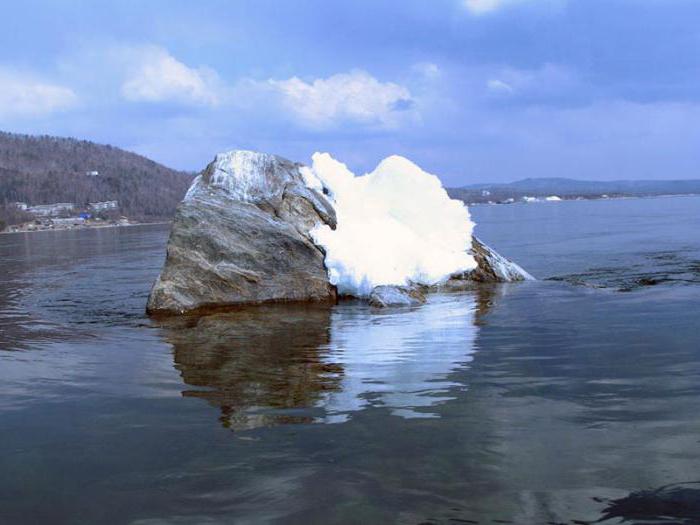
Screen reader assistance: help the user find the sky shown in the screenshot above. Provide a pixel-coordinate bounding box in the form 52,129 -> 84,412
0,0 -> 699,185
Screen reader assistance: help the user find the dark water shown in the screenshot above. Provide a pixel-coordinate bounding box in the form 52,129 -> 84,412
1,196 -> 699,524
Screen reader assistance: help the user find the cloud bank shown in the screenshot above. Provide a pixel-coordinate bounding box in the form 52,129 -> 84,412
120,46 -> 221,106
0,68 -> 77,118
264,70 -> 413,129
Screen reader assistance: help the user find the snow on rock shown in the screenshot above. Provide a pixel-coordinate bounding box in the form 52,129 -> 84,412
186,150 -> 290,203
308,153 -> 477,297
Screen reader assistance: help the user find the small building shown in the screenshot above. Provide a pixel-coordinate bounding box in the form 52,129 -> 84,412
26,203 -> 76,217
51,217 -> 86,226
88,201 -> 118,212
86,170 -> 100,176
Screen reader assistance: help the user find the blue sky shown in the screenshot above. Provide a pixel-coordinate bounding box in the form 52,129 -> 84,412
1,0 -> 699,185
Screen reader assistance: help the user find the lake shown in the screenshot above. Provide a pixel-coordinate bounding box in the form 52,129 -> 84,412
1,196 -> 699,524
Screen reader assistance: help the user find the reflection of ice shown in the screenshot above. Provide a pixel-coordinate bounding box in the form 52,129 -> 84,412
322,294 -> 478,420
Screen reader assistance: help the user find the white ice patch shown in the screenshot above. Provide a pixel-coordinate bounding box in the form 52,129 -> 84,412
308,153 -> 476,297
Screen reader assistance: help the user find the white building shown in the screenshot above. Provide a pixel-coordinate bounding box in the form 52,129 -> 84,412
86,170 -> 100,176
88,200 -> 119,212
26,203 -> 76,217
51,217 -> 86,226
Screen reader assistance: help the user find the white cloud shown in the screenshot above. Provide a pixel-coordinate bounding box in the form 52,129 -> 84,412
0,68 -> 77,118
264,70 -> 413,129
121,46 -> 220,106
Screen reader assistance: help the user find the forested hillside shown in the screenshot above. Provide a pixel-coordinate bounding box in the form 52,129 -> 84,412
0,131 -> 195,226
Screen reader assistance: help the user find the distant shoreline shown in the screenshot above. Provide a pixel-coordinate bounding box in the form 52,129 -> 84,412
0,221 -> 171,235
463,192 -> 700,207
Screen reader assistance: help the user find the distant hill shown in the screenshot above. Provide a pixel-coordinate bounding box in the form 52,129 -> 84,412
448,177 -> 700,204
0,131 -> 195,226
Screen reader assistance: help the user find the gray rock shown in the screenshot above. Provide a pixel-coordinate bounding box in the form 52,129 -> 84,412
147,151 -> 337,315
368,284 -> 427,308
439,237 -> 534,292
470,236 -> 533,281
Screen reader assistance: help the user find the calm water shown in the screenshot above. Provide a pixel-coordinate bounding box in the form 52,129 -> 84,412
1,196 -> 699,524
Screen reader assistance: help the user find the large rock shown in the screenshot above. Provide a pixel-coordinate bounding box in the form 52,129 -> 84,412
147,151 -> 337,314
147,150 -> 532,315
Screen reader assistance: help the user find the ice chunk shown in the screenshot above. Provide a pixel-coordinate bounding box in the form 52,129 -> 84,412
309,153 -> 476,297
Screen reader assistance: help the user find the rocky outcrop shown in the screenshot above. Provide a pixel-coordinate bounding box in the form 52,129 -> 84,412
146,151 -> 337,315
469,236 -> 533,282
147,150 -> 532,315
439,237 -> 534,292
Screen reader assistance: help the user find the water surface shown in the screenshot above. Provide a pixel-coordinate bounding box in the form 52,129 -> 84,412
1,196 -> 699,524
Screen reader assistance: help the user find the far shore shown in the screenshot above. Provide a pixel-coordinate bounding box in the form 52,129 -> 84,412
464,192 -> 700,207
1,220 -> 171,235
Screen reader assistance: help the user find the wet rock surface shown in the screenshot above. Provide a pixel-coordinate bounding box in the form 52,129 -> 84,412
368,284 -> 427,307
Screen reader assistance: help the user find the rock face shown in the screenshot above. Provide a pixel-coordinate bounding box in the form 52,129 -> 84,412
146,151 -> 337,315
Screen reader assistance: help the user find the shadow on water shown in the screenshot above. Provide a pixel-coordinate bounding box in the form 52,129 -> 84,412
156,287 -> 499,432
595,481 -> 700,525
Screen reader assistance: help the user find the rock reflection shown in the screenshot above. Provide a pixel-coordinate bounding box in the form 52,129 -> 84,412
161,304 -> 341,430
161,291 -> 490,430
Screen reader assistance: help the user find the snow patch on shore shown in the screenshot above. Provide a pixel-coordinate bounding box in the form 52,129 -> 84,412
308,153 -> 476,297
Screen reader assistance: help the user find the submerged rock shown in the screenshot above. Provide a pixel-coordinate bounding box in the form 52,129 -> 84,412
147,151 -> 337,314
368,284 -> 427,308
